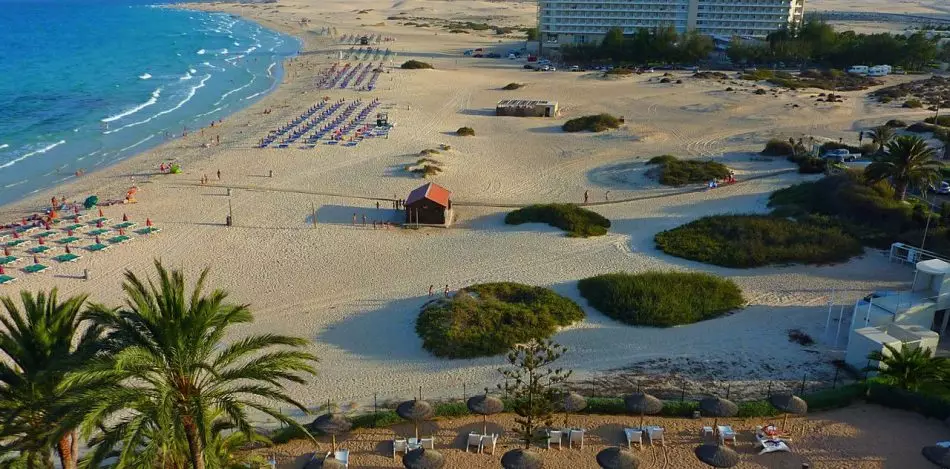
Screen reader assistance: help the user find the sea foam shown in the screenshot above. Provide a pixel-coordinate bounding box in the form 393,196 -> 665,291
102,87 -> 162,123
139,73 -> 152,80
0,140 -> 66,171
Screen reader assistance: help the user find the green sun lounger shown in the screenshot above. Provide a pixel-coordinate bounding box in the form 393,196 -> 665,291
14,226 -> 37,234
87,229 -> 111,236
34,231 -> 57,239
56,236 -> 80,245
86,243 -> 109,252
135,227 -> 162,235
52,253 -> 81,263
0,256 -> 17,265
27,246 -> 52,254
107,235 -> 132,245
87,217 -> 109,225
5,239 -> 29,248
22,264 -> 48,274
62,224 -> 83,231
0,275 -> 15,285
113,221 -> 136,229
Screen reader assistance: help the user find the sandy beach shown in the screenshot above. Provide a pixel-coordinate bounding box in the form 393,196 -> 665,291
0,0 -> 944,438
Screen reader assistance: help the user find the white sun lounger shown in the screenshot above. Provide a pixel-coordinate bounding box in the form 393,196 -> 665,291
547,430 -> 563,449
624,428 -> 642,449
392,438 -> 408,458
480,433 -> 498,455
466,432 -> 482,453
646,426 -> 664,446
333,450 -> 349,468
718,425 -> 736,446
569,429 -> 585,449
758,439 -> 791,455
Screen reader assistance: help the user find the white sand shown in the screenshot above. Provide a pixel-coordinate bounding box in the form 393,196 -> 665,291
0,0 -> 935,421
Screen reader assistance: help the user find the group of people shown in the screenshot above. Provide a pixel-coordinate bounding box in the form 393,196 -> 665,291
198,170 -> 222,185
583,190 -> 611,203
428,284 -> 451,298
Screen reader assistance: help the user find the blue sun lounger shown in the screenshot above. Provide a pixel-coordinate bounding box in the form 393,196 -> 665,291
62,224 -> 83,231
56,236 -> 80,245
86,243 -> 110,252
87,229 -> 111,236
107,235 -> 132,245
5,239 -> 29,248
34,231 -> 57,239
27,245 -> 52,254
22,264 -> 48,274
0,256 -> 17,265
135,226 -> 162,235
0,275 -> 15,285
113,221 -> 136,229
52,253 -> 81,263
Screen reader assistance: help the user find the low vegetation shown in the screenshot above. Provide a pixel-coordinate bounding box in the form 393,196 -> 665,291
401,60 -> 433,69
904,99 -> 924,109
562,114 -> 621,133
505,204 -> 611,237
873,76 -> 950,108
577,272 -> 745,327
604,68 -> 634,76
502,82 -> 524,90
646,155 -> 731,186
415,283 -> 584,358
742,69 -> 880,91
456,126 -> 475,136
761,139 -> 795,156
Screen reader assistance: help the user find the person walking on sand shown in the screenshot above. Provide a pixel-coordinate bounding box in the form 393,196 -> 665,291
376,201 -> 380,210
362,214 -> 367,226
605,190 -> 610,201
444,285 -> 450,298
352,213 -> 357,225
584,190 -> 589,204
217,169 -> 221,180
429,285 -> 434,297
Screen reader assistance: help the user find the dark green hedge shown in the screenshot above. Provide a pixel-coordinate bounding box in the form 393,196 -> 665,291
646,155 -> 731,186
577,272 -> 745,327
505,204 -> 610,237
401,60 -> 433,69
415,282 -> 584,358
562,114 -> 621,132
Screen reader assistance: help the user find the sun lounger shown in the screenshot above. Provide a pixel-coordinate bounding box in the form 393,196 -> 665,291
392,438 -> 407,458
333,450 -> 349,468
480,434 -> 498,455
938,441 -> 950,448
27,245 -> 52,254
718,425 -> 736,446
420,437 -> 434,449
0,256 -> 17,265
22,264 -> 48,274
56,236 -> 80,245
701,426 -> 714,439
87,229 -> 110,236
86,243 -> 110,252
624,428 -> 642,449
62,224 -> 83,231
0,275 -> 15,285
135,226 -> 161,235
14,226 -> 37,234
87,217 -> 109,225
758,439 -> 790,455
569,429 -> 585,449
52,253 -> 81,263
466,432 -> 482,453
113,221 -> 136,229
5,239 -> 29,248
34,231 -> 57,238
107,235 -> 131,245
646,426 -> 664,446
547,430 -> 563,450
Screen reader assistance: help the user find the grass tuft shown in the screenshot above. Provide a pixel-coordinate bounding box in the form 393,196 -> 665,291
505,204 -> 610,237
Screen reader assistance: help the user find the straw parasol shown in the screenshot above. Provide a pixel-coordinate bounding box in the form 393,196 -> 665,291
562,392 -> 587,427
694,444 -> 740,468
596,447 -> 641,469
310,412 -> 352,453
624,392 -> 663,429
922,445 -> 950,468
397,399 -> 434,440
319,456 -> 346,469
467,392 -> 503,435
402,448 -> 445,469
769,394 -> 808,430
501,448 -> 543,469
699,397 -> 738,430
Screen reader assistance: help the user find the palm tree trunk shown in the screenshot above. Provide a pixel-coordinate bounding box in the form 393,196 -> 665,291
56,432 -> 75,469
182,415 -> 206,469
896,181 -> 909,201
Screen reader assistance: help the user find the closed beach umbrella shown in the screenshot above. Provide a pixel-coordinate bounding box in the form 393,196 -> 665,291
1,265 -> 5,275
922,445 -> 950,468
467,393 -> 503,434
624,392 -> 663,429
98,208 -> 103,217
95,236 -> 101,244
397,399 -> 434,440
596,447 -> 640,469
65,245 -> 71,254
122,213 -> 128,222
699,397 -> 738,430
694,444 -> 740,468
501,448 -> 542,469
769,394 -> 807,430
562,392 -> 587,428
38,237 -> 44,245
146,218 -> 153,227
402,448 -> 445,469
33,255 -> 39,265
310,413 -> 352,453
3,247 -> 8,256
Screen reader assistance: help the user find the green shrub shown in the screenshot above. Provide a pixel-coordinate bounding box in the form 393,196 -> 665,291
505,204 -> 611,237
904,98 -> 923,108
448,29 -> 469,34
456,126 -> 475,136
502,82 -> 524,90
803,384 -> 865,411
654,214 -> 863,268
660,400 -> 699,417
577,272 -> 745,327
926,116 -> 950,126
401,60 -> 433,69
562,114 -> 621,132
415,282 -> 584,358
741,69 -> 774,81
605,68 -> 634,76
906,122 -> 942,134
585,397 -> 627,415
790,156 -> 827,174
762,139 -> 795,156
737,400 -> 780,418
646,155 -> 731,186
885,119 -> 908,128
866,383 -> 950,420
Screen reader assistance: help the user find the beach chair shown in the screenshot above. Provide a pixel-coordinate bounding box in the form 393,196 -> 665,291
107,235 -> 132,245
28,245 -> 52,254
465,432 -> 482,453
135,226 -> 161,235
569,429 -> 585,449
624,428 -> 642,449
392,438 -> 408,458
87,217 -> 109,225
5,239 -> 29,248
420,437 -> 434,449
34,231 -> 57,239
86,243 -> 110,252
547,430 -> 562,450
701,426 -> 714,440
22,263 -> 48,274
56,236 -> 80,245
758,439 -> 790,455
53,253 -> 81,263
333,450 -> 349,468
113,221 -> 136,229
62,224 -> 83,231
0,275 -> 15,285
646,426 -> 665,446
480,434 -> 498,455
717,425 -> 736,446
938,441 -> 950,448
87,229 -> 110,236
0,256 -> 17,265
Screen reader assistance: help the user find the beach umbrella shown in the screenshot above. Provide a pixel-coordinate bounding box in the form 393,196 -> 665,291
1,265 -> 5,275
38,237 -> 44,245
562,392 -> 587,428
319,456 -> 346,469
467,392 -> 503,434
96,221 -> 102,228
694,444 -> 740,468
44,221 -> 51,230
65,245 -> 71,254
769,394 -> 808,430
33,255 -> 39,264
119,229 -> 125,236
74,206 -> 79,215
922,445 -> 950,468
95,236 -> 100,244
310,412 -> 352,453
12,232 -> 18,239
4,247 -> 9,256
146,218 -> 153,227
699,397 -> 738,430
122,213 -> 128,222
596,447 -> 640,469
501,448 -> 542,469
74,215 -> 80,223
98,208 -> 103,217
624,392 -> 663,429
402,448 -> 445,469
67,229 -> 73,236
397,399 -> 434,440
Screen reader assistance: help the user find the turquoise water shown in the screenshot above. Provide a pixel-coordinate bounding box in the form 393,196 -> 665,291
0,0 -> 299,205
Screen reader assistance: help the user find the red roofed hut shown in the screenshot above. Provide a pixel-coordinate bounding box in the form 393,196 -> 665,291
405,183 -> 453,226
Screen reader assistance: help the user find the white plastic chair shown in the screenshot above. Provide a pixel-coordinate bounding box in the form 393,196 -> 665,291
701,426 -> 714,439
481,434 -> 498,455
647,427 -> 665,446
569,429 -> 585,449
333,450 -> 349,468
420,437 -> 435,449
624,428 -> 642,449
547,430 -> 562,449
466,432 -> 482,453
392,438 -> 408,458
718,425 -> 736,446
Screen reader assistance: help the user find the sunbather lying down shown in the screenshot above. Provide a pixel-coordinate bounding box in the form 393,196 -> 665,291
759,439 -> 791,454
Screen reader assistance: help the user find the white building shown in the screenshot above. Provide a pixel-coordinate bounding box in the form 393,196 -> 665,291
538,0 -> 806,49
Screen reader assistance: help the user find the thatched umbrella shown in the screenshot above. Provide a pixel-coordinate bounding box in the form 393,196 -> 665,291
694,444 -> 740,468
769,394 -> 808,430
562,392 -> 587,428
467,393 -> 504,435
922,445 -> 950,468
397,399 -> 434,440
319,455 -> 346,469
596,447 -> 641,469
501,448 -> 543,469
699,397 -> 738,431
402,448 -> 445,469
310,412 -> 352,453
624,392 -> 663,429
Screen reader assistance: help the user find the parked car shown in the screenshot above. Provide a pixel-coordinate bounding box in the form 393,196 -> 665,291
569,65 -> 581,72
523,64 -> 535,69
821,148 -> 859,162
540,65 -> 551,71
932,181 -> 950,194
486,52 -> 501,59
473,54 -> 483,58
463,50 -> 474,56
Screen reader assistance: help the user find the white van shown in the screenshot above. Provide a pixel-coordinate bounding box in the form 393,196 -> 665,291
868,65 -> 892,77
847,65 -> 869,75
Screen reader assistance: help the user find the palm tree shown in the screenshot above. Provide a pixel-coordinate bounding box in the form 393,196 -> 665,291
865,135 -> 943,200
865,343 -> 949,392
0,290 -> 106,469
71,261 -> 318,469
867,125 -> 896,153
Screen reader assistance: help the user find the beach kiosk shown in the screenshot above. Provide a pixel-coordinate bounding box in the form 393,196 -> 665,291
405,182 -> 453,226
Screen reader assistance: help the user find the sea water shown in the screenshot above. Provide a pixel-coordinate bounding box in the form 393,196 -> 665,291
0,0 -> 299,205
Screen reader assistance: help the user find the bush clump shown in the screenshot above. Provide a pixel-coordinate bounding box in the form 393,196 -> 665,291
885,119 -> 908,128
562,114 -> 621,133
401,60 -> 433,69
904,98 -> 923,108
654,214 -> 863,268
761,139 -> 795,156
505,204 -> 610,237
415,282 -> 584,358
456,126 -> 475,136
502,82 -> 524,90
646,155 -> 731,186
925,116 -> 950,126
605,68 -> 634,76
577,272 -> 745,327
